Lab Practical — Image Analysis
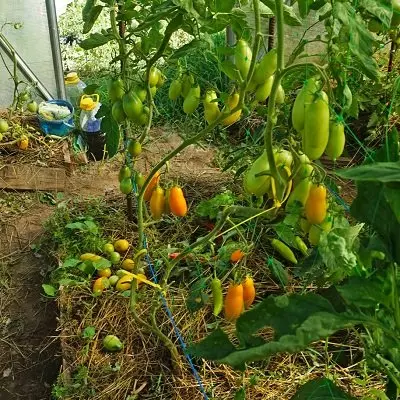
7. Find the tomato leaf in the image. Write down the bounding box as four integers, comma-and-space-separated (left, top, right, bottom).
214, 0, 235, 13
336, 162, 400, 182
83, 5, 103, 34
359, 0, 392, 28
290, 378, 356, 399
42, 284, 57, 297
350, 180, 400, 264
169, 39, 209, 60
220, 60, 241, 81
337, 274, 392, 309
100, 105, 120, 158
333, 2, 379, 80
82, 326, 96, 340
189, 293, 359, 370
260, 0, 302, 26
79, 33, 113, 50
266, 257, 289, 288
82, 0, 97, 21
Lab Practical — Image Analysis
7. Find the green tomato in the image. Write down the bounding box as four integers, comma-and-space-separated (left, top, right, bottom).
109, 251, 121, 265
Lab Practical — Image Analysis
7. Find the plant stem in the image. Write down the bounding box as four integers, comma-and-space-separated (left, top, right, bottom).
391, 263, 400, 331
262, 0, 286, 193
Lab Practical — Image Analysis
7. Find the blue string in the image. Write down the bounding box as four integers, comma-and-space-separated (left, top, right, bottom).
126, 153, 209, 399
142, 237, 209, 400
327, 185, 350, 212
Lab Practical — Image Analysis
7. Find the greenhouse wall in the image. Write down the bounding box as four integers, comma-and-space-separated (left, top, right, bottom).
0, 0, 64, 107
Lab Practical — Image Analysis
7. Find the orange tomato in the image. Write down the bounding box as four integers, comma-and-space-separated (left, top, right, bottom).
305, 184, 327, 224
230, 249, 245, 263
143, 171, 161, 201
224, 283, 244, 321
242, 277, 255, 309
168, 186, 188, 217
150, 186, 165, 220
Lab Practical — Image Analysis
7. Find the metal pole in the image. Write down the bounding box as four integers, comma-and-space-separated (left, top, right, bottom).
0, 33, 53, 100
45, 0, 66, 99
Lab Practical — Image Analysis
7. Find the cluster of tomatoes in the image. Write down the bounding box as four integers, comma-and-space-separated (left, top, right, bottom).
110, 66, 165, 126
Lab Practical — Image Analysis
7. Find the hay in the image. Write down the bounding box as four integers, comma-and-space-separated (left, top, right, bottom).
49, 174, 385, 400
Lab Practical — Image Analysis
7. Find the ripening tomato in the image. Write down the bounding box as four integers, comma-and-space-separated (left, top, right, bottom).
305, 184, 327, 224
150, 186, 165, 220
224, 283, 244, 321
244, 150, 271, 197
168, 186, 188, 217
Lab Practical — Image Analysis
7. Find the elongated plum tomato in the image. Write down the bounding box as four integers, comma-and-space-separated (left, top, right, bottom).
302, 91, 329, 160
242, 277, 256, 309
305, 184, 327, 224
234, 39, 252, 80
222, 93, 241, 126
224, 283, 244, 321
123, 91, 143, 122
286, 177, 311, 208
255, 75, 273, 102
143, 171, 161, 201
325, 121, 345, 161
169, 79, 182, 101
253, 49, 277, 84
150, 186, 165, 220
183, 85, 200, 114
203, 90, 220, 124
112, 100, 126, 123
292, 77, 319, 133
211, 277, 223, 316
168, 186, 188, 217
244, 150, 271, 197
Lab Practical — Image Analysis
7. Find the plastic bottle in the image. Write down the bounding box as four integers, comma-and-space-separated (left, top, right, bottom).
65, 72, 86, 107
79, 94, 106, 161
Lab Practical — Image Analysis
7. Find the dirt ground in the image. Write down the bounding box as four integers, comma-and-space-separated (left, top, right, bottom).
0, 130, 220, 399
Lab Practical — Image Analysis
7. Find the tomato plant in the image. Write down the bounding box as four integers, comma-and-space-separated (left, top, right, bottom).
76, 0, 400, 398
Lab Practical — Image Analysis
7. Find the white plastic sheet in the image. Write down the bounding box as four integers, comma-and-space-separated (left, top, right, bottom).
0, 0, 61, 107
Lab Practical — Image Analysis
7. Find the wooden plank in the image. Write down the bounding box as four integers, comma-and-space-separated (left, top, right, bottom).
0, 165, 66, 191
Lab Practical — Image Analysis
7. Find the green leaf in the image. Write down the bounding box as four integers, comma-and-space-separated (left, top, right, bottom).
101, 112, 120, 158
220, 60, 241, 81
333, 2, 379, 80
83, 84, 100, 95
215, 0, 235, 13
93, 258, 111, 270
82, 0, 97, 21
318, 224, 363, 282
62, 258, 81, 269
190, 293, 359, 370
196, 191, 235, 219
42, 284, 57, 297
266, 258, 289, 288
350, 180, 400, 264
82, 326, 96, 340
186, 278, 209, 313
234, 387, 246, 400
336, 162, 400, 182
372, 128, 399, 162
83, 5, 103, 34
260, 0, 302, 26
169, 39, 209, 60
79, 33, 113, 50
65, 222, 86, 230
297, 0, 317, 18
359, 0, 392, 28
337, 275, 392, 309
188, 328, 236, 360
291, 378, 356, 399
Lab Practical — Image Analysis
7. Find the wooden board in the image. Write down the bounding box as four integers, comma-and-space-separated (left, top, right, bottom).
0, 165, 67, 191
